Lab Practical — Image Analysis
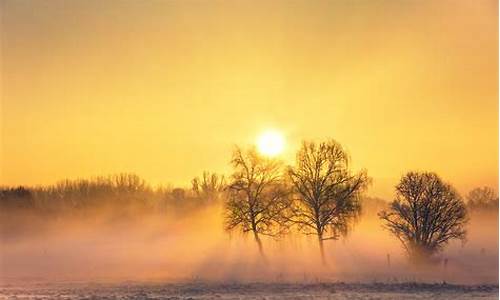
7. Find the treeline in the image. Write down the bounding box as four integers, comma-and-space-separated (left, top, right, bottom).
0, 173, 225, 216
1, 138, 498, 264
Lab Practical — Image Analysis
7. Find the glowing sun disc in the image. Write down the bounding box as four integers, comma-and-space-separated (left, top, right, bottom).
257, 130, 285, 157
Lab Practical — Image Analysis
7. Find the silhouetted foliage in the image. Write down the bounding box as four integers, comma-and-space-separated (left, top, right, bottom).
171, 188, 186, 202
191, 171, 226, 203
31, 174, 154, 212
0, 173, 222, 218
379, 172, 468, 264
287, 140, 369, 264
224, 147, 290, 259
466, 186, 498, 212
0, 186, 34, 210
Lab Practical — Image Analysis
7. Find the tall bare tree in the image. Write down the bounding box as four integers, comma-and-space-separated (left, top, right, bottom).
224, 147, 289, 260
379, 172, 468, 264
287, 140, 369, 264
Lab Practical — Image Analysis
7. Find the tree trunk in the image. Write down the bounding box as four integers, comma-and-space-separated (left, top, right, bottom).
253, 231, 267, 263
409, 245, 433, 266
318, 236, 327, 266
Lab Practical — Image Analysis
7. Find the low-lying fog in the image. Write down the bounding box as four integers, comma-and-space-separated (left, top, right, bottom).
1, 199, 497, 285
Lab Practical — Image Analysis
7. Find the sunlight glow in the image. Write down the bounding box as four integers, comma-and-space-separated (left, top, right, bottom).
256, 130, 285, 157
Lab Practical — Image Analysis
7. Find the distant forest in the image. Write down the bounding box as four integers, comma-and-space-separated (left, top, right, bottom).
0, 173, 224, 216
1, 172, 497, 215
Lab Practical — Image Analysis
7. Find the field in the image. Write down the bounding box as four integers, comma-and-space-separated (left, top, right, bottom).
0, 282, 498, 300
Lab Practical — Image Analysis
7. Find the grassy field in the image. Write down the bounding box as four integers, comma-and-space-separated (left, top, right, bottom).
0, 282, 498, 300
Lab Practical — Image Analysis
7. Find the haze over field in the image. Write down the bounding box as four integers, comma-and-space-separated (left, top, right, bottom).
0, 194, 498, 284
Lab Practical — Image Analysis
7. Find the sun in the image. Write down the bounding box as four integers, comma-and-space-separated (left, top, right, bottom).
256, 130, 285, 157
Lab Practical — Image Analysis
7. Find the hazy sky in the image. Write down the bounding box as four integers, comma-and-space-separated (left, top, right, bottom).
1, 0, 498, 198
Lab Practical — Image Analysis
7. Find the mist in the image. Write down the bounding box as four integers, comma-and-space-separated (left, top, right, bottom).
1, 193, 497, 285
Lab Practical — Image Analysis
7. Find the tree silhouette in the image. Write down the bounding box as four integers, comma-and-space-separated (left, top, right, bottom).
466, 186, 498, 212
224, 147, 289, 260
287, 140, 369, 264
191, 171, 226, 203
0, 186, 33, 210
379, 172, 468, 264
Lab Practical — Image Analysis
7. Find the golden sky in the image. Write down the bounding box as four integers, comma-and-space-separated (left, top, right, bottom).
1, 0, 498, 198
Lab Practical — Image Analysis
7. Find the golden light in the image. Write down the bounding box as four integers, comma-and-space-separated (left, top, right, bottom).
256, 130, 285, 157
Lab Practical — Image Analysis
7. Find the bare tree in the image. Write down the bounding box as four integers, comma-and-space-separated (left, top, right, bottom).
466, 186, 498, 212
224, 147, 290, 260
191, 171, 226, 203
379, 172, 468, 264
287, 140, 369, 264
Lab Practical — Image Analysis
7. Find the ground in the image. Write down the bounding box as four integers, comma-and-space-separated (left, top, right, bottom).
0, 282, 497, 300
